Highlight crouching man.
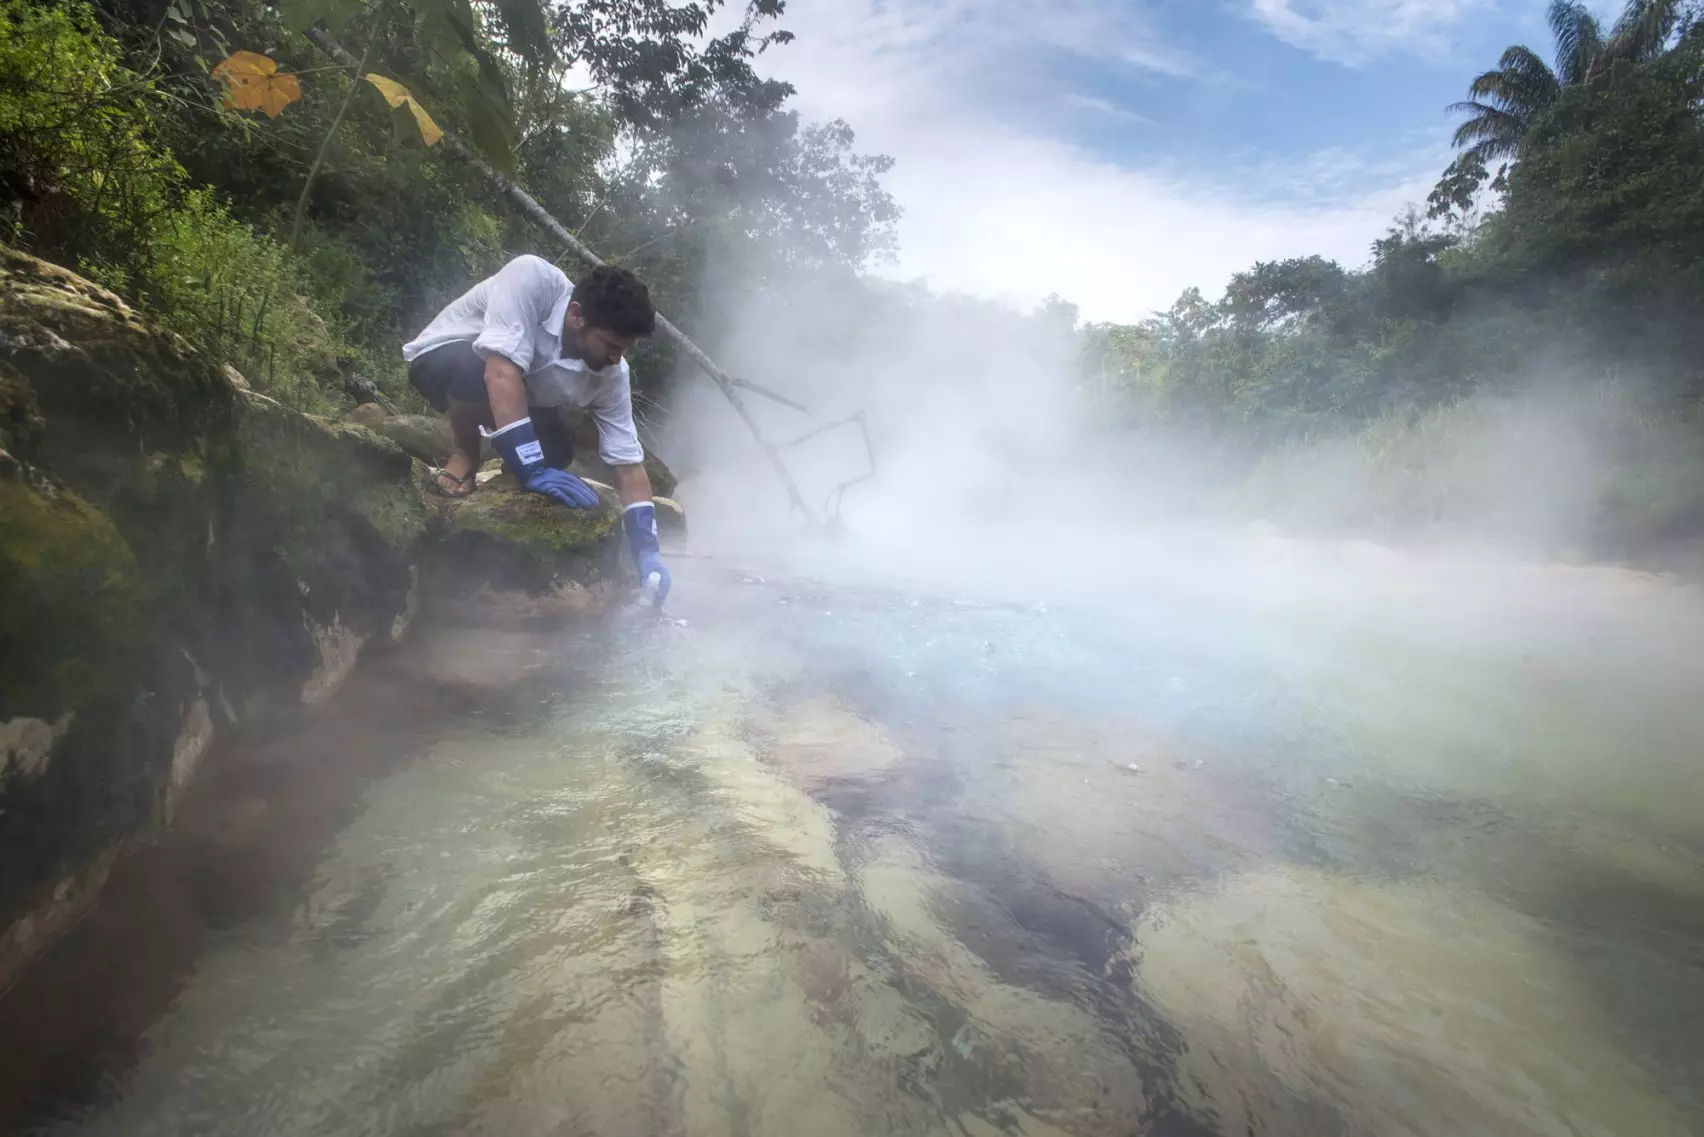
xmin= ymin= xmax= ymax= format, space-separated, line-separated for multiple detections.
xmin=401 ymin=255 xmax=669 ymax=603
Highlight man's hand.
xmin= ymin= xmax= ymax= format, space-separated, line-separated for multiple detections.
xmin=520 ymin=466 xmax=601 ymax=509
xmin=623 ymin=502 xmax=670 ymax=606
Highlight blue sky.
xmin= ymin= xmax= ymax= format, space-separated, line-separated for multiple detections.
xmin=750 ymin=0 xmax=1590 ymax=322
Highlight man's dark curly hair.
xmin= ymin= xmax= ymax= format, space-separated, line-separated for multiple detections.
xmin=573 ymin=265 xmax=656 ymax=338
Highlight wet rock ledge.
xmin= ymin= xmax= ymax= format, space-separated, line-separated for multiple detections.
xmin=0 ymin=247 xmax=664 ymax=988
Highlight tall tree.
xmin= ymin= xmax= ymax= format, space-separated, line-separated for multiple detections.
xmin=1448 ymin=0 xmax=1684 ymax=164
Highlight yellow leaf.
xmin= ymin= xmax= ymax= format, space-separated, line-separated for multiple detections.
xmin=363 ymin=73 xmax=443 ymax=147
xmin=211 ymin=50 xmax=303 ymax=118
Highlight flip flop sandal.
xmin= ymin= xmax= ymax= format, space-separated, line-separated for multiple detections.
xmin=426 ymin=468 xmax=476 ymax=499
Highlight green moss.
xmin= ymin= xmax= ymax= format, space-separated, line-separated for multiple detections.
xmin=448 ymin=487 xmax=621 ymax=553
xmin=0 ymin=477 xmax=147 ymax=721
xmin=0 ymin=245 xmax=234 ymax=447
xmin=349 ymin=480 xmax=429 ymax=553
xmin=0 ymin=362 xmax=44 ymax=459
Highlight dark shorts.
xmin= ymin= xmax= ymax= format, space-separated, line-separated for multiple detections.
xmin=407 ymin=340 xmax=574 ymax=468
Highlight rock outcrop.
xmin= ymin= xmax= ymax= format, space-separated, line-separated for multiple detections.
xmin=361 ymin=405 xmax=677 ymax=497
xmin=360 ymin=407 xmax=678 ymax=503
xmin=365 ymin=412 xmax=481 ymax=467
xmin=0 ymin=247 xmax=688 ymax=988
xmin=424 ymin=481 xmax=628 ymax=622
xmin=0 ymin=248 xmax=424 ymax=988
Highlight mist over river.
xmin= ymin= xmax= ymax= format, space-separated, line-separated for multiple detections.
xmin=4 ymin=539 xmax=1703 ymax=1137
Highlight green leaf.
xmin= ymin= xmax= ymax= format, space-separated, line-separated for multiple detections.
xmin=168 ymin=26 xmax=196 ymax=47
xmin=444 ymin=0 xmax=484 ymax=56
xmin=279 ymin=0 xmax=356 ymax=35
xmin=487 ymin=0 xmax=552 ymax=67
xmin=459 ymin=70 xmax=516 ymax=175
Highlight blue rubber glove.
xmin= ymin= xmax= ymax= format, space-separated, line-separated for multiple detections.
xmin=521 ymin=467 xmax=601 ymax=509
xmin=486 ymin=417 xmax=601 ymax=509
xmin=623 ymin=502 xmax=671 ymax=606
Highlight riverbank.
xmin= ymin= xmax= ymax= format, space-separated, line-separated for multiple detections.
xmin=0 ymin=248 xmax=645 ymax=992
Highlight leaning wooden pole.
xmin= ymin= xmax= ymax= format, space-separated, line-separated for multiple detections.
xmin=303 ymin=27 xmax=817 ymax=522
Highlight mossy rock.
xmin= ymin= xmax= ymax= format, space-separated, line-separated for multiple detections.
xmin=0 ymin=246 xmax=233 ymax=487
xmin=0 ymin=361 xmax=45 ymax=459
xmin=366 ymin=413 xmax=474 ymax=467
xmin=0 ymin=472 xmax=169 ymax=939
xmin=0 ymin=475 xmax=146 ymax=725
xmin=426 ymin=484 xmax=625 ymax=615
xmin=0 ymin=248 xmax=435 ymax=980
xmin=209 ymin=392 xmax=427 ymax=713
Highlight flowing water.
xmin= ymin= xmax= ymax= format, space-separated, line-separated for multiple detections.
xmin=4 ymin=544 xmax=1704 ymax=1137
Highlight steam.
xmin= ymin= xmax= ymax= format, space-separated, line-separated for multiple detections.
xmin=658 ymin=260 xmax=1702 ymax=607
xmin=649 ymin=249 xmax=1704 ymax=840
xmin=659 ymin=272 xmax=1117 ymax=585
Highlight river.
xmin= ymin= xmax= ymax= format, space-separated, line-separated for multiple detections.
xmin=3 ymin=537 xmax=1702 ymax=1136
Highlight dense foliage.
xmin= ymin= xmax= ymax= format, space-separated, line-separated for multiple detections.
xmin=0 ymin=0 xmax=897 ymax=421
xmin=3 ymin=0 xmax=1702 ymax=560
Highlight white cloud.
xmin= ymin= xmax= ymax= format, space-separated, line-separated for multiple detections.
xmin=751 ymin=0 xmax=1441 ymax=323
xmin=1246 ymin=0 xmax=1486 ymax=66
xmin=1061 ymin=93 xmax=1156 ymax=126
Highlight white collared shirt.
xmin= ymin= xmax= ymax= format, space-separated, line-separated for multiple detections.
xmin=401 ymin=254 xmax=645 ymax=466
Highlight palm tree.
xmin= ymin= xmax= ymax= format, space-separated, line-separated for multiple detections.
xmin=1448 ymin=0 xmax=1684 ymax=163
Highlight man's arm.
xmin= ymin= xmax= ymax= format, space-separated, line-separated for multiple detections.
xmin=613 ymin=461 xmax=668 ymax=605
xmin=610 ymin=462 xmax=653 ymax=507
xmin=473 ymin=255 xmax=560 ymax=428
xmin=472 ymin=258 xmax=599 ymax=508
xmin=587 ymin=368 xmax=651 ymax=506
xmin=483 ymin=354 xmax=529 ymax=428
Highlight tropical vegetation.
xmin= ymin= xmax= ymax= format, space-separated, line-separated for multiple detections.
xmin=0 ymin=0 xmax=896 ymax=426
xmin=2 ymin=0 xmax=1702 ymax=563
xmin=1080 ymin=0 xmax=1704 ymax=562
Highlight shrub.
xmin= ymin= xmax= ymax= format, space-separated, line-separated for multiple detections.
xmin=146 ymin=189 xmax=345 ymax=412
xmin=0 ymin=0 xmax=357 ymax=411
xmin=0 ymin=0 xmax=182 ymax=286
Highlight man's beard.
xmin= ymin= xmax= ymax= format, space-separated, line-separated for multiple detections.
xmin=564 ymin=329 xmax=613 ymax=370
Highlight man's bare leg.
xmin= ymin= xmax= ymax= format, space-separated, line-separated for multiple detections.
xmin=438 ymin=397 xmax=492 ymax=494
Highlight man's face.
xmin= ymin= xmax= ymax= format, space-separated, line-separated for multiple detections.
xmin=564 ymin=302 xmax=641 ymax=370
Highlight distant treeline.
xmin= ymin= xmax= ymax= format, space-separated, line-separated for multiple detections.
xmin=1075 ymin=0 xmax=1704 ymax=560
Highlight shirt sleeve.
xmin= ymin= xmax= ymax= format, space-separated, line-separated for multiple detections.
xmin=588 ymin=364 xmax=646 ymax=467
xmin=470 ymin=255 xmax=561 ymax=371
